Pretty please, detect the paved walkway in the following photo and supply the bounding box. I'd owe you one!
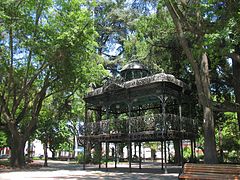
[0,160,180,180]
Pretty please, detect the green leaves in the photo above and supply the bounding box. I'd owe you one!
[217,113,240,162]
[0,131,7,148]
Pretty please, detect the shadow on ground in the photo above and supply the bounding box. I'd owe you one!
[0,160,180,180]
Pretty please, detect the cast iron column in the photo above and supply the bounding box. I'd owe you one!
[190,140,194,162]
[105,142,109,170]
[99,142,102,169]
[96,106,102,169]
[161,141,164,170]
[115,143,117,168]
[161,96,168,174]
[180,139,184,167]
[139,142,142,169]
[164,140,168,174]
[83,103,88,170]
[105,106,110,170]
[128,103,132,172]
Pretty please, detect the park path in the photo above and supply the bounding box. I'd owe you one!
[0,160,179,180]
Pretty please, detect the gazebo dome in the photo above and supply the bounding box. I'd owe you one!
[120,61,150,81]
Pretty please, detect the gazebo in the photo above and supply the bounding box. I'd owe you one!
[78,61,197,172]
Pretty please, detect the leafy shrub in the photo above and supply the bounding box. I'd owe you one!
[183,146,191,160]
[92,151,101,164]
[76,153,84,164]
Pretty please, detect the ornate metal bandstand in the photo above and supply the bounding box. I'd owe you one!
[78,61,197,172]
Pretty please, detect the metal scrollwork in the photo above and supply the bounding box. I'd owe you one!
[83,113,195,136]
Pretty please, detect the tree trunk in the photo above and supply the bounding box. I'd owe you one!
[201,54,218,164]
[85,142,92,163]
[173,140,180,164]
[9,136,26,168]
[27,140,31,158]
[52,151,56,159]
[164,1,218,164]
[203,106,218,163]
[58,151,61,159]
[150,148,156,161]
[72,136,76,158]
[68,143,71,161]
[43,141,48,167]
[119,144,124,161]
[94,142,101,163]
[218,126,224,163]
[232,54,240,130]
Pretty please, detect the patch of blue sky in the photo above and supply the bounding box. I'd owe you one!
[203,1,225,22]
[124,0,157,14]
[226,57,232,66]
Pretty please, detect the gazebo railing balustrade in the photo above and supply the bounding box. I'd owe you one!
[109,119,128,134]
[165,114,180,131]
[182,117,198,134]
[83,113,196,136]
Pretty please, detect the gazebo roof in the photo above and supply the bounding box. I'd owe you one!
[84,72,189,108]
[120,61,149,72]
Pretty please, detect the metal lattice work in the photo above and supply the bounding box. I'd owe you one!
[82,113,196,137]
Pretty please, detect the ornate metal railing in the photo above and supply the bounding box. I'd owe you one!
[82,113,197,136]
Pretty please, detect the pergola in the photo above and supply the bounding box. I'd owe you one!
[78,61,197,172]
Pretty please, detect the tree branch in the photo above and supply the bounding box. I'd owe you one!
[165,0,208,107]
[12,62,48,115]
[170,1,202,36]
[230,52,240,64]
[16,95,30,124]
[23,72,50,140]
[212,101,240,113]
[0,95,12,122]
[24,0,44,87]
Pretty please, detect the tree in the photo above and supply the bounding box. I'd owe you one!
[200,1,240,130]
[36,96,72,166]
[0,0,106,167]
[164,0,240,163]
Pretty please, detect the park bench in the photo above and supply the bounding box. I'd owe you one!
[179,163,240,180]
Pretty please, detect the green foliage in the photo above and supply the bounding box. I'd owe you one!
[219,113,240,162]
[183,146,191,161]
[36,96,72,154]
[101,156,112,163]
[144,142,159,151]
[0,131,7,147]
[122,6,180,74]
[92,150,101,164]
[196,112,240,163]
[0,159,10,167]
[76,152,85,164]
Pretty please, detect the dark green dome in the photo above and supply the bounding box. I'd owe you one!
[120,61,150,81]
